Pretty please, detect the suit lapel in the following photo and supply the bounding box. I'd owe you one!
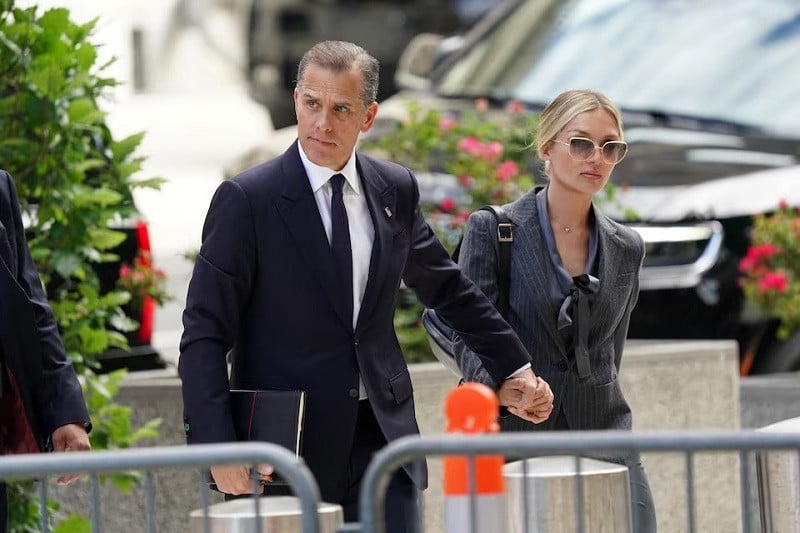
[591,213,625,341]
[507,192,568,357]
[355,155,397,332]
[273,143,353,330]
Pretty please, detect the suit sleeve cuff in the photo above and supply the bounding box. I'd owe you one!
[507,362,531,379]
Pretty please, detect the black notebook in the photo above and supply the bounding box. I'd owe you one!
[210,388,306,489]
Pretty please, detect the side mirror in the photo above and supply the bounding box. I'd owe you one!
[394,33,444,91]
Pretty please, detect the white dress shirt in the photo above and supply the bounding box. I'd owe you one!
[298,144,373,398]
[298,145,529,395]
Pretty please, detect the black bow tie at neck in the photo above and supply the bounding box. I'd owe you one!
[557,273,600,378]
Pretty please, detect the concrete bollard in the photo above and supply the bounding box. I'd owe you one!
[189,496,342,532]
[756,416,800,533]
[443,382,507,532]
[504,456,631,533]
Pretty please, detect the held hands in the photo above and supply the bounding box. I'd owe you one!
[210,464,274,495]
[498,368,554,424]
[51,423,91,485]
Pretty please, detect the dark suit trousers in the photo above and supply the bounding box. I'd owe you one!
[227,400,419,533]
[554,408,657,533]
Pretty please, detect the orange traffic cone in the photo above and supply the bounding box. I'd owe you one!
[443,382,507,532]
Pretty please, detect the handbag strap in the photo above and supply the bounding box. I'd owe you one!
[453,205,513,317]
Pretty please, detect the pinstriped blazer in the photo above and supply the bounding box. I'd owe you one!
[454,186,645,440]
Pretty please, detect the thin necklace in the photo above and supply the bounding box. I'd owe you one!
[553,221,579,233]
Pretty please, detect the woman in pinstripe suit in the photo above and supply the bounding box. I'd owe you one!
[454,89,656,531]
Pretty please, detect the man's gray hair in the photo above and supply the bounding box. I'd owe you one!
[296,41,380,109]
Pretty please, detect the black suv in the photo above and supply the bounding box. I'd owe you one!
[247,0,800,374]
[386,0,800,374]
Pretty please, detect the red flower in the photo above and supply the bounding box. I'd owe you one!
[745,243,780,261]
[757,271,789,293]
[440,197,456,212]
[738,256,757,273]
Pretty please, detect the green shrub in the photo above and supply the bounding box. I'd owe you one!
[1,2,162,530]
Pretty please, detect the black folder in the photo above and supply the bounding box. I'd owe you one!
[210,388,306,489]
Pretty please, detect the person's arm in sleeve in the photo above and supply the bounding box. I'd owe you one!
[453,208,552,423]
[1,171,90,448]
[178,179,257,446]
[399,170,552,419]
[177,179,274,495]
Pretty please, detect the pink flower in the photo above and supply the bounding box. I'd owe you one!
[506,100,525,115]
[457,136,482,156]
[757,271,789,293]
[495,160,520,182]
[778,199,789,210]
[482,141,504,163]
[120,264,132,278]
[438,116,458,132]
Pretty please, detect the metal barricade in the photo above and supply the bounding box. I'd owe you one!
[0,442,323,533]
[356,430,800,533]
[757,416,800,532]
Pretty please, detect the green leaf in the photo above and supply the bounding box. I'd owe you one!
[53,514,92,533]
[38,8,71,36]
[74,42,96,70]
[130,176,166,190]
[87,228,127,250]
[68,97,104,125]
[111,132,145,161]
[51,250,83,279]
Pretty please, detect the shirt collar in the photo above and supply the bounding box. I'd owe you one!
[298,143,361,195]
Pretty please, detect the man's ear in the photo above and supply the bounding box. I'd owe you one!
[361,101,379,133]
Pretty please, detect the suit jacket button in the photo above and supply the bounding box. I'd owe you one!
[348,388,359,398]
[557,361,568,371]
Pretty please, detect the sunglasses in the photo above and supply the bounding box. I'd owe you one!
[552,137,628,164]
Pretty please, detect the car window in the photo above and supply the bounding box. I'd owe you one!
[435,0,800,135]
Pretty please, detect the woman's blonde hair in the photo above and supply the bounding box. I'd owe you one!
[535,89,624,162]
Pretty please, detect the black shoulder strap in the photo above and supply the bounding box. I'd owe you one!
[452,205,513,317]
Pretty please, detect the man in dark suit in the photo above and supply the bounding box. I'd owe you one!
[178,40,553,531]
[0,169,92,533]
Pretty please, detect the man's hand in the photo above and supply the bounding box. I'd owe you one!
[498,369,554,424]
[51,423,91,485]
[210,464,274,495]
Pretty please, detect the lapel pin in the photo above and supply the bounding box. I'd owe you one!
[384,207,393,218]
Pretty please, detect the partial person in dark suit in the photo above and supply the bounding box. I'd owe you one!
[178,40,554,532]
[0,169,92,533]
[454,89,657,531]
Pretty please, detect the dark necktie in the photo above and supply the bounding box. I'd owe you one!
[330,174,353,324]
